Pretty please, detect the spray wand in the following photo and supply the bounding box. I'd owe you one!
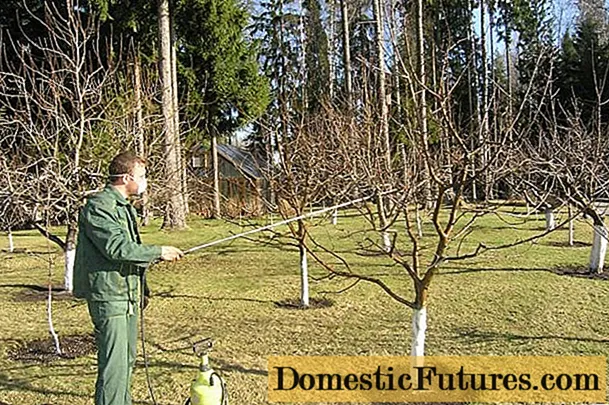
[141,189,398,405]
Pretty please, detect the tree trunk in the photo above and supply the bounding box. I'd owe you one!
[340,0,353,107]
[298,221,309,307]
[328,0,336,101]
[171,3,189,217]
[331,208,338,225]
[377,195,392,252]
[568,204,574,246]
[416,0,432,209]
[133,51,151,227]
[64,225,76,293]
[416,204,423,238]
[411,306,427,356]
[47,287,61,355]
[467,0,479,201]
[373,0,391,168]
[212,130,221,218]
[8,228,14,253]
[544,206,555,231]
[298,0,308,113]
[589,224,608,274]
[159,0,186,229]
[480,0,490,201]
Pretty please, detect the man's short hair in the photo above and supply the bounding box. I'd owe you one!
[108,151,146,182]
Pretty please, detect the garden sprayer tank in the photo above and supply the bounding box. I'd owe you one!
[185,338,228,405]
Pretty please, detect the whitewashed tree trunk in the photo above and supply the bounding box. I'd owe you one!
[8,229,14,253]
[544,207,555,231]
[411,306,427,357]
[299,242,309,307]
[331,208,338,225]
[48,288,62,355]
[64,227,76,292]
[589,224,608,273]
[568,204,574,246]
[377,196,392,252]
[64,247,75,292]
[382,231,391,253]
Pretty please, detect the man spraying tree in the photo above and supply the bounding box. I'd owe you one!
[73,151,183,405]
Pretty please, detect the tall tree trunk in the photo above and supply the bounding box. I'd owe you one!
[468,0,479,201]
[159,0,186,229]
[480,0,490,201]
[133,50,151,227]
[373,0,390,167]
[328,0,336,101]
[373,0,392,252]
[212,128,221,218]
[340,0,353,108]
[416,0,432,209]
[170,3,189,216]
[299,0,308,113]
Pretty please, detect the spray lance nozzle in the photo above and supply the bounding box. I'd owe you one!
[193,337,214,357]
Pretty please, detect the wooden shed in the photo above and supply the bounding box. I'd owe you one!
[189,144,269,217]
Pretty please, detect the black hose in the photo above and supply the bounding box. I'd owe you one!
[140,282,159,405]
[210,372,229,405]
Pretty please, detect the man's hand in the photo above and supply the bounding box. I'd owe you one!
[161,246,184,261]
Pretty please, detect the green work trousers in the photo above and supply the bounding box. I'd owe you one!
[88,300,138,405]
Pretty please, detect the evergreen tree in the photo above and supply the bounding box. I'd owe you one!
[303,0,330,114]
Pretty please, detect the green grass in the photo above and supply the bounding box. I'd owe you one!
[0,208,608,404]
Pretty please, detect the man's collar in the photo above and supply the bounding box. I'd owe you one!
[105,184,130,206]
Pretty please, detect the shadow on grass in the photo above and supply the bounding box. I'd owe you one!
[0,371,92,403]
[154,290,275,305]
[0,248,60,255]
[454,327,609,344]
[539,240,591,248]
[441,264,608,280]
[139,357,267,376]
[0,284,64,292]
[274,297,334,310]
[0,284,76,303]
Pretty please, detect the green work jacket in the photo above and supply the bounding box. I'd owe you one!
[73,184,162,302]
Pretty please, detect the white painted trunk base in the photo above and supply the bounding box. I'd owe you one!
[48,290,62,354]
[64,248,76,292]
[300,244,309,307]
[411,307,427,357]
[545,208,555,231]
[8,229,14,253]
[382,231,392,253]
[331,209,338,226]
[589,225,608,273]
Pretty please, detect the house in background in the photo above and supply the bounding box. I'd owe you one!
[189,144,269,217]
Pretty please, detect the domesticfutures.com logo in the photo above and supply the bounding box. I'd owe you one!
[267,356,606,403]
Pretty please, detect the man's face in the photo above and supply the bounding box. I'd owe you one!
[126,163,146,196]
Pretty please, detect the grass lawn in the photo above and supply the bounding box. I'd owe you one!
[0,206,608,405]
